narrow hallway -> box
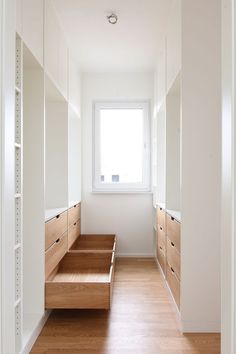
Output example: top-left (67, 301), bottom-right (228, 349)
top-left (31, 258), bottom-right (220, 354)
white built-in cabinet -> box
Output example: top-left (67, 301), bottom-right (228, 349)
top-left (14, 2), bottom-right (82, 353)
top-left (44, 0), bottom-right (68, 99)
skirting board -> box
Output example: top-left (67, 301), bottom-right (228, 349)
top-left (181, 321), bottom-right (221, 333)
top-left (21, 310), bottom-right (51, 354)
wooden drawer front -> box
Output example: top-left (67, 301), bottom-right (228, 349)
top-left (157, 207), bottom-right (166, 230)
top-left (45, 211), bottom-right (67, 250)
top-left (68, 220), bottom-right (80, 249)
top-left (45, 232), bottom-right (68, 279)
top-left (166, 262), bottom-right (180, 309)
top-left (166, 214), bottom-right (181, 253)
top-left (157, 246), bottom-right (166, 275)
top-left (157, 225), bottom-right (166, 251)
top-left (45, 252), bottom-right (114, 309)
top-left (167, 238), bottom-right (180, 280)
top-left (68, 203), bottom-right (81, 226)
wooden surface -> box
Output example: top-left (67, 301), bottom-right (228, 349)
top-left (68, 203), bottom-right (81, 226)
top-left (32, 258), bottom-right (220, 353)
top-left (71, 234), bottom-right (116, 252)
top-left (68, 219), bottom-right (80, 249)
top-left (45, 210), bottom-right (68, 250)
top-left (166, 261), bottom-right (180, 309)
top-left (167, 237), bottom-right (181, 280)
top-left (166, 213), bottom-right (181, 253)
top-left (45, 231), bottom-right (68, 279)
top-left (157, 206), bottom-right (166, 231)
top-left (45, 252), bottom-right (114, 309)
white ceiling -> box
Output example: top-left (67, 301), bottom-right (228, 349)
top-left (52, 0), bottom-right (173, 72)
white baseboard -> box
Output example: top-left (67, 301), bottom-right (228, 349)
top-left (21, 310), bottom-right (51, 354)
top-left (181, 321), bottom-right (221, 333)
top-left (116, 253), bottom-right (154, 257)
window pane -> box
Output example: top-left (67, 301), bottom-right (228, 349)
top-left (100, 108), bottom-right (143, 183)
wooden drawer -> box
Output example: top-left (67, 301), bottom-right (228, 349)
top-left (68, 219), bottom-right (81, 249)
top-left (68, 203), bottom-right (81, 226)
top-left (157, 245), bottom-right (166, 275)
top-left (69, 234), bottom-right (116, 253)
top-left (157, 225), bottom-right (166, 251)
top-left (45, 231), bottom-right (68, 279)
top-left (45, 211), bottom-right (68, 251)
top-left (166, 262), bottom-right (180, 309)
top-left (167, 237), bottom-right (180, 280)
top-left (45, 252), bottom-right (115, 309)
top-left (157, 206), bottom-right (166, 230)
top-left (166, 214), bottom-right (181, 253)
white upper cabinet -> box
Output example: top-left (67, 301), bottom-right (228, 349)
top-left (44, 0), bottom-right (68, 99)
top-left (16, 0), bottom-right (44, 66)
top-left (166, 0), bottom-right (181, 92)
top-left (68, 55), bottom-right (81, 116)
top-left (157, 40), bottom-right (166, 108)
top-left (16, 0), bottom-right (23, 36)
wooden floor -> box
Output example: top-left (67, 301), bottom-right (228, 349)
top-left (31, 258), bottom-right (220, 354)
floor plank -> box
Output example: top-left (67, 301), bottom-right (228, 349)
top-left (31, 258), bottom-right (220, 354)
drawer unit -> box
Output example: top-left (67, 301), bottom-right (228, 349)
top-left (45, 231), bottom-right (68, 279)
top-left (69, 234), bottom-right (116, 253)
top-left (45, 252), bottom-right (115, 309)
top-left (68, 203), bottom-right (81, 226)
top-left (166, 214), bottom-right (181, 253)
top-left (45, 210), bottom-right (68, 250)
top-left (157, 225), bottom-right (166, 252)
top-left (157, 244), bottom-right (166, 275)
top-left (68, 219), bottom-right (81, 249)
top-left (166, 262), bottom-right (180, 309)
top-left (157, 206), bottom-right (166, 230)
top-left (167, 237), bottom-right (180, 280)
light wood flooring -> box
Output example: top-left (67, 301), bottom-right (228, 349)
top-left (31, 258), bottom-right (220, 354)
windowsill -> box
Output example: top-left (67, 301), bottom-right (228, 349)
top-left (91, 190), bottom-right (152, 195)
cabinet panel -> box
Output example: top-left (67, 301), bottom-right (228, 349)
top-left (45, 231), bottom-right (68, 279)
top-left (166, 262), bottom-right (180, 309)
top-left (157, 206), bottom-right (166, 230)
top-left (22, 0), bottom-right (44, 65)
top-left (44, 0), bottom-right (68, 98)
top-left (166, 0), bottom-right (181, 92)
top-left (68, 56), bottom-right (80, 115)
top-left (166, 214), bottom-right (181, 253)
top-left (167, 237), bottom-right (180, 280)
top-left (16, 0), bottom-right (23, 36)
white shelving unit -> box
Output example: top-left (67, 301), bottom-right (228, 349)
top-left (15, 33), bottom-right (23, 354)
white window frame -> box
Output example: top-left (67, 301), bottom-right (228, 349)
top-left (92, 101), bottom-right (151, 193)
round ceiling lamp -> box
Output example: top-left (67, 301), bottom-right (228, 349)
top-left (107, 13), bottom-right (118, 25)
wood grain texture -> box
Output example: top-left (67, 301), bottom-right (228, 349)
top-left (166, 214), bottom-right (181, 253)
top-left (68, 219), bottom-right (80, 249)
top-left (70, 234), bottom-right (116, 252)
top-left (45, 211), bottom-right (68, 250)
top-left (167, 237), bottom-right (181, 280)
top-left (45, 232), bottom-right (68, 279)
top-left (32, 258), bottom-right (220, 354)
top-left (157, 206), bottom-right (166, 231)
top-left (45, 253), bottom-right (114, 309)
top-left (68, 203), bottom-right (81, 227)
top-left (166, 261), bottom-right (180, 309)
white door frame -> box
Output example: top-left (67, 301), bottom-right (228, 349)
top-left (1, 0), bottom-right (16, 353)
top-left (221, 0), bottom-right (235, 353)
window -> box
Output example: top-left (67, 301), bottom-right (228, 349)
top-left (93, 101), bottom-right (150, 192)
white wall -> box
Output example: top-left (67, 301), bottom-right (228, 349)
top-left (82, 73), bottom-right (154, 256)
top-left (181, 0), bottom-right (221, 332)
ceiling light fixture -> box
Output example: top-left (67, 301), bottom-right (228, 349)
top-left (107, 13), bottom-right (118, 25)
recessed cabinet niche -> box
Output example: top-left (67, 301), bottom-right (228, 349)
top-left (45, 76), bottom-right (68, 211)
top-left (23, 44), bottom-right (45, 346)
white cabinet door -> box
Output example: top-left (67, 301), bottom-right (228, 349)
top-left (45, 0), bottom-right (68, 99)
top-left (16, 0), bottom-right (22, 36)
top-left (22, 0), bottom-right (44, 65)
top-left (68, 55), bottom-right (81, 116)
top-left (157, 40), bottom-right (166, 107)
top-left (166, 0), bottom-right (181, 92)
